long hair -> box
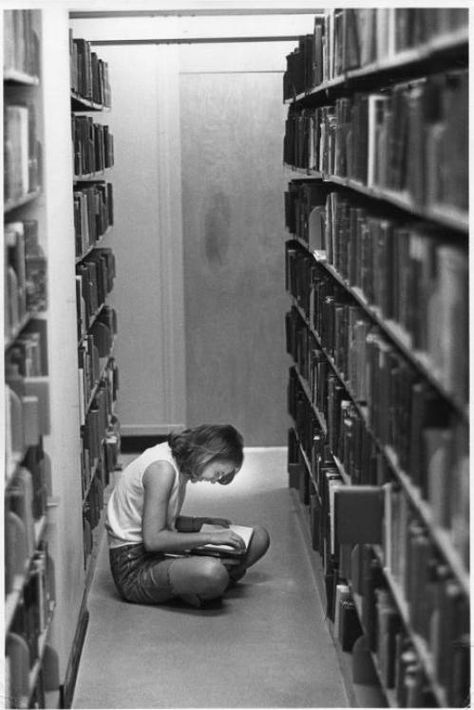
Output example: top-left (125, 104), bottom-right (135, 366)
top-left (168, 424), bottom-right (244, 483)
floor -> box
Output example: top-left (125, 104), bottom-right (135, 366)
top-left (72, 448), bottom-right (350, 709)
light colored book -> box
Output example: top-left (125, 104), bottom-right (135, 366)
top-left (192, 524), bottom-right (254, 558)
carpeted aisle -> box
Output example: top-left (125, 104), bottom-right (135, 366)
top-left (72, 448), bottom-right (349, 708)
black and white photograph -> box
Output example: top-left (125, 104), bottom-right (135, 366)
top-left (3, 2), bottom-right (470, 708)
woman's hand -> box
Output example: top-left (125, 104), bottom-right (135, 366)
top-left (208, 529), bottom-right (246, 553)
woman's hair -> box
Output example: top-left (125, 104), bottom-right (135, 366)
top-left (168, 424), bottom-right (244, 484)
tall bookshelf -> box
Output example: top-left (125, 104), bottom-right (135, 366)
top-left (3, 10), bottom-right (59, 707)
top-left (4, 11), bottom-right (121, 708)
top-left (283, 9), bottom-right (469, 708)
top-left (70, 33), bottom-right (120, 581)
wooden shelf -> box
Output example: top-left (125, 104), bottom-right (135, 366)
top-left (73, 169), bottom-right (112, 182)
top-left (28, 603), bottom-right (56, 701)
top-left (84, 345), bottom-right (116, 414)
top-left (284, 167), bottom-right (468, 234)
top-left (71, 91), bottom-right (108, 111)
top-left (75, 225), bottom-right (113, 264)
top-left (78, 301), bottom-right (106, 343)
top-left (4, 188), bottom-right (42, 214)
top-left (5, 515), bottom-right (48, 633)
top-left (4, 68), bottom-right (40, 85)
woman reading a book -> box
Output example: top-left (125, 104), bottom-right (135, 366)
top-left (106, 424), bottom-right (270, 608)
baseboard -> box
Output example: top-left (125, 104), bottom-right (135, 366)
top-left (121, 441), bottom-right (288, 455)
top-left (121, 434), bottom-right (168, 453)
top-left (244, 446), bottom-right (287, 452)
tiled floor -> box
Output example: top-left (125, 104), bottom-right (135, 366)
top-left (72, 448), bottom-right (350, 708)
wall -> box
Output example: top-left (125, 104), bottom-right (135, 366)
top-left (179, 42), bottom-right (292, 445)
top-left (70, 15), bottom-right (308, 444)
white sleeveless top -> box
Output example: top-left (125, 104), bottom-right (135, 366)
top-left (105, 442), bottom-right (186, 548)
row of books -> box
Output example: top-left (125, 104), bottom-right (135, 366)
top-left (6, 317), bottom-right (48, 379)
top-left (5, 220), bottom-right (47, 339)
top-left (382, 487), bottom-right (469, 652)
top-left (78, 309), bottom-right (117, 419)
top-left (295, 459), bottom-right (470, 707)
top-left (284, 70), bottom-right (468, 214)
top-left (80, 375), bottom-right (119, 498)
top-left (83, 415), bottom-right (121, 567)
top-left (7, 540), bottom-right (54, 663)
top-left (75, 248), bottom-right (116, 338)
top-left (74, 183), bottom-right (114, 259)
top-left (3, 10), bottom-right (40, 78)
top-left (286, 229), bottom-right (468, 407)
top-left (287, 298), bottom-right (468, 565)
top-left (70, 35), bottom-right (111, 107)
top-left (83, 471), bottom-right (105, 566)
top-left (5, 465), bottom-right (50, 598)
top-left (352, 545), bottom-right (469, 707)
top-left (72, 116), bottom-right (114, 177)
top-left (6, 326), bottom-right (50, 472)
top-left (283, 9), bottom-right (468, 99)
top-left (4, 468), bottom-right (50, 640)
top-left (4, 102), bottom-right (42, 205)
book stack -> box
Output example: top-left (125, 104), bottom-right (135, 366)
top-left (70, 35), bottom-right (111, 107)
top-left (5, 322), bottom-right (50, 472)
top-left (74, 182), bottom-right (114, 258)
top-left (287, 367), bottom-right (319, 465)
top-left (75, 248), bottom-right (116, 338)
top-left (5, 220), bottom-right (47, 339)
top-left (285, 240), bottom-right (313, 318)
top-left (3, 10), bottom-right (40, 77)
top-left (80, 361), bottom-right (119, 498)
top-left (72, 116), bottom-right (114, 177)
top-left (4, 101), bottom-right (42, 205)
top-left (82, 470), bottom-right (105, 565)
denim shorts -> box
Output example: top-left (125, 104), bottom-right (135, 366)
top-left (109, 543), bottom-right (178, 604)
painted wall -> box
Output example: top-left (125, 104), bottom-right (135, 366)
top-left (179, 43), bottom-right (292, 445)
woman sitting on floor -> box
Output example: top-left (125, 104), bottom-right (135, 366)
top-left (105, 423), bottom-right (270, 608)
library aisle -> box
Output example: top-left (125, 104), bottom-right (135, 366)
top-left (72, 448), bottom-right (350, 708)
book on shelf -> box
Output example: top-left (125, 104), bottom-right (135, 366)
top-left (4, 101), bottom-right (41, 204)
top-left (334, 485), bottom-right (383, 546)
top-left (74, 182), bottom-right (114, 258)
top-left (70, 34), bottom-right (111, 106)
top-left (72, 116), bottom-right (114, 177)
top-left (5, 633), bottom-right (30, 709)
top-left (3, 10), bottom-right (40, 77)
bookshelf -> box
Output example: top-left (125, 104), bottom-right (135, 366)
top-left (3, 10), bottom-right (59, 708)
top-left (70, 32), bottom-right (120, 574)
top-left (4, 10), bottom-right (120, 707)
top-left (283, 8), bottom-right (469, 708)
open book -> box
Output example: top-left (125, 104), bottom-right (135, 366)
top-left (191, 524), bottom-right (254, 558)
